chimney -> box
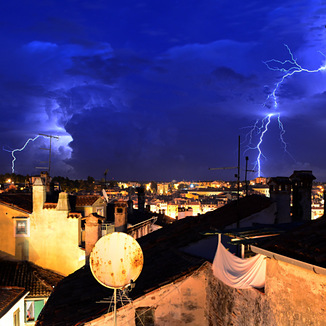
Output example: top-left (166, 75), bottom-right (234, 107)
top-left (85, 213), bottom-right (104, 265)
top-left (33, 177), bottom-right (46, 213)
top-left (268, 177), bottom-right (291, 224)
top-left (290, 170), bottom-right (316, 221)
top-left (137, 186), bottom-right (145, 212)
top-left (56, 192), bottom-right (71, 211)
top-left (114, 201), bottom-right (128, 232)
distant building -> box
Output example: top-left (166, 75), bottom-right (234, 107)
top-left (157, 183), bottom-right (169, 195)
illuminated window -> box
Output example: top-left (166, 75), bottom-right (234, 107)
top-left (15, 219), bottom-right (29, 237)
top-left (25, 300), bottom-right (44, 322)
top-left (135, 307), bottom-right (155, 326)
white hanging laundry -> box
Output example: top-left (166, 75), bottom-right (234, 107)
top-left (212, 236), bottom-right (266, 289)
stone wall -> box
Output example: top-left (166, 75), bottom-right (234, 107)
top-left (206, 267), bottom-right (273, 326)
top-left (206, 257), bottom-right (326, 326)
top-left (265, 259), bottom-right (326, 326)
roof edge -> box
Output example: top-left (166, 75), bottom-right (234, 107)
top-left (0, 287), bottom-right (29, 319)
top-left (251, 245), bottom-right (326, 276)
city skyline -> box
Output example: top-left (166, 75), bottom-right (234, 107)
top-left (0, 1), bottom-right (326, 181)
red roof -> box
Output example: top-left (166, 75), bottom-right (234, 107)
top-left (0, 260), bottom-right (64, 298)
top-left (0, 193), bottom-right (32, 213)
top-left (75, 195), bottom-right (101, 206)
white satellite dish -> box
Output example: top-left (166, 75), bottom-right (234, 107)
top-left (90, 232), bottom-right (144, 289)
top-left (102, 189), bottom-right (109, 203)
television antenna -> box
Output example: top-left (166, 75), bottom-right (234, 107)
top-left (90, 232), bottom-right (144, 325)
top-left (35, 134), bottom-right (59, 175)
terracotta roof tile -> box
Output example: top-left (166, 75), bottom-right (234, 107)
top-left (68, 212), bottom-right (82, 218)
top-left (0, 260), bottom-right (64, 297)
top-left (0, 193), bottom-right (32, 213)
top-left (0, 286), bottom-right (28, 318)
top-left (255, 216), bottom-right (326, 268)
top-left (44, 203), bottom-right (57, 209)
top-left (75, 195), bottom-right (101, 207)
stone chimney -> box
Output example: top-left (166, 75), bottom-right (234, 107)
top-left (33, 177), bottom-right (46, 213)
top-left (137, 186), bottom-right (145, 212)
top-left (85, 213), bottom-right (104, 265)
top-left (268, 177), bottom-right (291, 224)
top-left (114, 201), bottom-right (128, 232)
top-left (56, 192), bottom-right (71, 211)
top-left (290, 170), bottom-right (316, 221)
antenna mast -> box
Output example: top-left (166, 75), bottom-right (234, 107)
top-left (36, 134), bottom-right (59, 175)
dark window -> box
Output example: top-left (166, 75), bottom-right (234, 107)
top-left (117, 208), bottom-right (123, 213)
top-left (135, 307), bottom-right (155, 326)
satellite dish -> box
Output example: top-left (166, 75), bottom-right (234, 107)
top-left (102, 189), bottom-right (109, 203)
top-left (90, 232), bottom-right (144, 289)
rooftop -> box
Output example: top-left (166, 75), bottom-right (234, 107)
top-left (37, 195), bottom-right (273, 325)
top-left (253, 216), bottom-right (326, 268)
top-left (0, 259), bottom-right (64, 298)
top-left (0, 193), bottom-right (32, 213)
top-left (0, 286), bottom-right (28, 318)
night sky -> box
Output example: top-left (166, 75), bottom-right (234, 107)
top-left (1, 0), bottom-right (326, 181)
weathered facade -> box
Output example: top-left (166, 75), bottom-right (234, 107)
top-left (86, 264), bottom-right (209, 326)
top-left (0, 177), bottom-right (107, 275)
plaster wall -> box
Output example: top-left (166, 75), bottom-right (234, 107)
top-left (0, 205), bottom-right (29, 259)
top-left (85, 266), bottom-right (209, 326)
top-left (0, 294), bottom-right (27, 326)
top-left (265, 259), bottom-right (326, 326)
top-left (29, 208), bottom-right (85, 275)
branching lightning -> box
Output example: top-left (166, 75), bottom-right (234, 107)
top-left (3, 135), bottom-right (42, 173)
top-left (246, 44), bottom-right (326, 177)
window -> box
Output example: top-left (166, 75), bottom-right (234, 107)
top-left (96, 208), bottom-right (104, 216)
top-left (135, 307), bottom-right (155, 326)
top-left (25, 300), bottom-right (44, 322)
top-left (13, 308), bottom-right (20, 326)
top-left (15, 219), bottom-right (29, 237)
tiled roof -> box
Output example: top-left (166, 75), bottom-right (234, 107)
top-left (68, 212), bottom-right (82, 219)
top-left (0, 193), bottom-right (32, 213)
top-left (43, 203), bottom-right (57, 209)
top-left (0, 286), bottom-right (28, 318)
top-left (254, 216), bottom-right (326, 268)
top-left (75, 195), bottom-right (101, 207)
top-left (36, 195), bottom-right (273, 326)
top-left (0, 260), bottom-right (64, 298)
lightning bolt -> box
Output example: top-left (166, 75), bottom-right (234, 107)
top-left (246, 44), bottom-right (326, 177)
top-left (3, 135), bottom-right (42, 173)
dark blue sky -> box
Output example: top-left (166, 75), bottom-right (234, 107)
top-left (1, 0), bottom-right (326, 181)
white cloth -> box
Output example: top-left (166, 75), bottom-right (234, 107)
top-left (212, 237), bottom-right (266, 289)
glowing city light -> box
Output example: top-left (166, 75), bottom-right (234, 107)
top-left (246, 44), bottom-right (326, 177)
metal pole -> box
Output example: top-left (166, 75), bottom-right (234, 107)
top-left (49, 136), bottom-right (52, 175)
top-left (237, 135), bottom-right (240, 228)
top-left (237, 135), bottom-right (240, 202)
top-left (245, 156), bottom-right (248, 196)
top-left (114, 288), bottom-right (117, 326)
